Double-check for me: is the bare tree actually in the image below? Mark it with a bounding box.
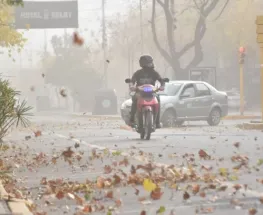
[151,0,229,79]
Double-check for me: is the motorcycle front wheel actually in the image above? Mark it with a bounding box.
[144,111,153,140]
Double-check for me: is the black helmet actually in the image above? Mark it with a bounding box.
[139,55,154,68]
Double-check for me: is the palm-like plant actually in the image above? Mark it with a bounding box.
[0,76,32,142]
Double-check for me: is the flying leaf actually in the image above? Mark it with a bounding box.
[150,187,163,200]
[183,191,190,200]
[156,206,166,214]
[228,175,239,181]
[233,184,242,191]
[140,211,146,215]
[200,207,214,214]
[200,192,206,198]
[34,130,42,137]
[104,165,112,174]
[233,142,240,148]
[143,178,156,192]
[113,174,121,185]
[192,184,200,195]
[73,32,84,46]
[96,177,105,189]
[248,208,257,215]
[105,190,113,198]
[55,190,64,200]
[257,159,263,166]
[219,168,228,177]
[198,149,210,159]
[83,205,92,213]
[60,89,67,97]
[115,199,122,207]
[218,185,228,191]
[67,193,75,200]
[107,210,112,215]
[61,147,74,158]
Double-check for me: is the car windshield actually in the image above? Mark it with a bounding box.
[158,83,182,96]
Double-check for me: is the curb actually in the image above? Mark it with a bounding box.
[72,114,121,120]
[73,114,261,121]
[236,122,263,130]
[0,181,33,215]
[222,115,261,120]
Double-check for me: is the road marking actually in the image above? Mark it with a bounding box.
[51,132,263,198]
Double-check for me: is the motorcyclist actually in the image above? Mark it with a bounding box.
[129,55,165,128]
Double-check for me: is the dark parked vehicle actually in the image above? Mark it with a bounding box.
[121,80,228,127]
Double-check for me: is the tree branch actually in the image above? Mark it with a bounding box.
[156,0,164,7]
[151,0,172,63]
[213,0,230,21]
[203,0,219,17]
[177,0,219,58]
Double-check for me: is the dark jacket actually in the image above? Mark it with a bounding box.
[131,67,164,86]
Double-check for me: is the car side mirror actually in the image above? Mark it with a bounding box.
[125,78,131,83]
[163,78,169,83]
[180,94,190,99]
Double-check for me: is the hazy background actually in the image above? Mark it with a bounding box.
[1,0,263,113]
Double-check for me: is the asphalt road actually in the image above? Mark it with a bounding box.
[4,113,263,215]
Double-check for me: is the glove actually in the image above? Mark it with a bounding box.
[130,86,136,91]
[159,86,165,91]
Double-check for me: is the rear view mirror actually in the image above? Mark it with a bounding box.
[163,78,169,83]
[125,78,131,83]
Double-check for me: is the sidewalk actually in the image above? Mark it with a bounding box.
[0,200,11,214]
[32,110,262,121]
[223,111,261,120]
[0,181,33,215]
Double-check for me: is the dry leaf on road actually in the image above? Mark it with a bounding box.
[34,130,42,137]
[192,184,200,195]
[183,191,190,200]
[150,187,163,200]
[248,208,257,215]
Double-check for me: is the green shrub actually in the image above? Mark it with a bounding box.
[0,76,32,141]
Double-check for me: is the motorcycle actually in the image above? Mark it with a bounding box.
[124,78,169,140]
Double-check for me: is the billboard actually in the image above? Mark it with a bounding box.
[15,1,78,29]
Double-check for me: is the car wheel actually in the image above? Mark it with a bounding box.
[207,107,221,126]
[162,109,176,127]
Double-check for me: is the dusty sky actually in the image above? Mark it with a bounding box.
[1,0,135,71]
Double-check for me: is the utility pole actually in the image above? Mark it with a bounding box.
[238,46,245,116]
[256,16,263,121]
[139,0,143,54]
[44,30,47,55]
[102,0,107,88]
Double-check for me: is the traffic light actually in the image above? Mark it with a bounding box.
[239,47,246,65]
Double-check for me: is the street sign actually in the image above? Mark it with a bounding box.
[256,16,263,25]
[14,1,79,29]
[257,25,263,34]
[257,34,263,43]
